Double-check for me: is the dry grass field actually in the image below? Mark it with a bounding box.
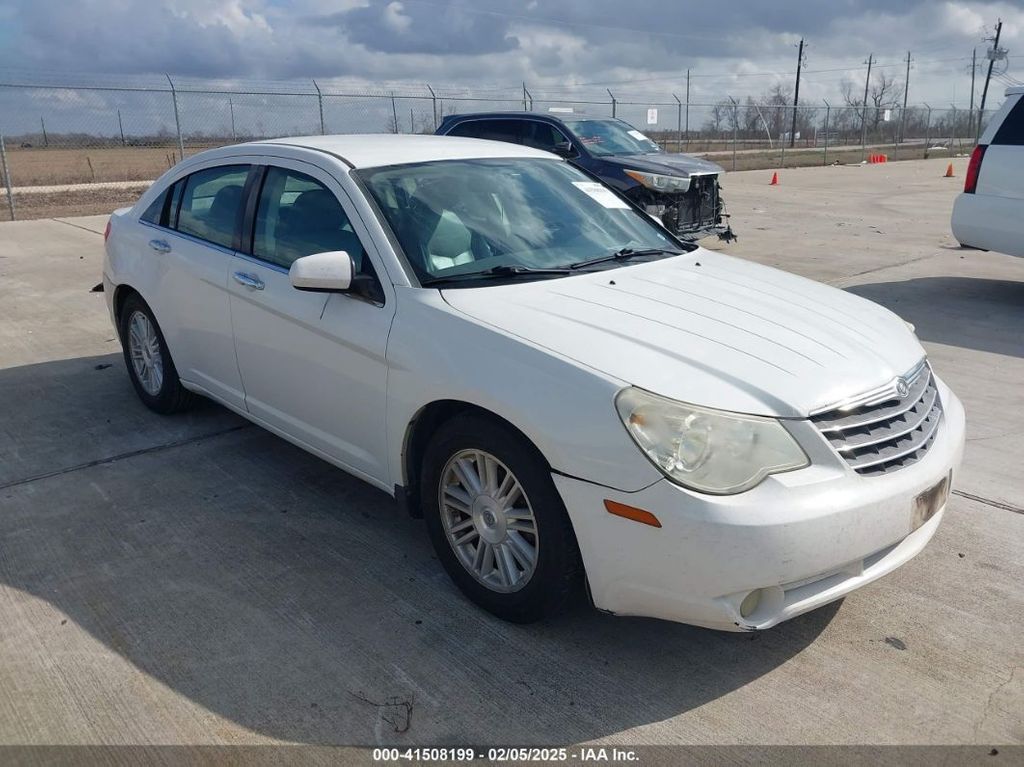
[6,145,188,186]
[0,140,959,221]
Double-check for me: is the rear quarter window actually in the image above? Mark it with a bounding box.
[992,96,1024,145]
[140,179,183,227]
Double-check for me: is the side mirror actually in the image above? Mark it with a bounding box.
[553,141,576,158]
[289,251,354,292]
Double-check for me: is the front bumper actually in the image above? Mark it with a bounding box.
[637,174,722,237]
[554,376,965,631]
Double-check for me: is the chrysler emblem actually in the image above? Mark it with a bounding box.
[895,377,909,398]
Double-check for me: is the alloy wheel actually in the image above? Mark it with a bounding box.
[127,310,164,396]
[438,449,539,593]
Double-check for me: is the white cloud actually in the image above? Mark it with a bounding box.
[382,2,412,33]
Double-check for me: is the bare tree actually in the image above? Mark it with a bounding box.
[869,72,901,129]
[761,84,792,140]
[841,72,902,130]
[704,101,727,135]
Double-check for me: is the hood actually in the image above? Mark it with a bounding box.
[440,250,925,418]
[601,152,724,178]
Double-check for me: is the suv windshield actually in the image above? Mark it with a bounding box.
[562,118,662,157]
[358,158,687,287]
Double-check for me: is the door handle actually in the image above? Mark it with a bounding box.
[148,239,171,254]
[233,271,265,290]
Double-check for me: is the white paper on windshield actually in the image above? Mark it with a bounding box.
[627,129,649,141]
[572,181,630,209]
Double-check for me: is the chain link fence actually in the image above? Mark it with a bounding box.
[0,74,995,220]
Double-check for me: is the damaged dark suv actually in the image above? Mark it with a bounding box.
[437,112,731,241]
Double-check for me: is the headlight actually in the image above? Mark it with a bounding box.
[615,388,809,494]
[624,169,691,193]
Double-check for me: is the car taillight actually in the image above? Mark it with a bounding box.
[964,145,986,194]
[103,218,111,242]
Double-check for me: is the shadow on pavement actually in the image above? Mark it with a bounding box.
[846,276,1024,359]
[0,354,837,744]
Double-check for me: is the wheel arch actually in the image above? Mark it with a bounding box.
[112,283,143,333]
[398,399,551,518]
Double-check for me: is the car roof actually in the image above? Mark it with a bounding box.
[442,111,612,125]
[246,134,556,168]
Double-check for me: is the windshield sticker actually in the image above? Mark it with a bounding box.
[627,129,649,141]
[572,181,630,209]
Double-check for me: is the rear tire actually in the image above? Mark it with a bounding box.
[119,293,195,414]
[420,414,583,623]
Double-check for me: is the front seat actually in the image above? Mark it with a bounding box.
[279,189,364,268]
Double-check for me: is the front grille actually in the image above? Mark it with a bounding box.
[648,174,720,235]
[673,174,720,234]
[810,362,943,477]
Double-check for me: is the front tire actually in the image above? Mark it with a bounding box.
[420,414,583,623]
[119,293,195,414]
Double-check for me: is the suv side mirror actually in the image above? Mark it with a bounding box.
[553,141,577,158]
[289,251,354,292]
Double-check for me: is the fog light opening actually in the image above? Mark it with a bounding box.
[740,589,763,619]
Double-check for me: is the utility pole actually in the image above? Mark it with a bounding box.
[789,38,805,148]
[977,18,1003,140]
[117,109,126,146]
[860,53,873,161]
[899,51,911,144]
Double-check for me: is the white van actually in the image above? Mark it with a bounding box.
[951,86,1024,257]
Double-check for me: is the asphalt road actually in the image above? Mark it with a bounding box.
[0,157,1021,747]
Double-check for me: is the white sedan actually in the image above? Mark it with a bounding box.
[103,135,965,631]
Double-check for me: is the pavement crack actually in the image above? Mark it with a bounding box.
[828,252,942,286]
[973,666,1020,740]
[49,217,105,236]
[348,690,413,733]
[0,424,252,492]
[952,489,1024,515]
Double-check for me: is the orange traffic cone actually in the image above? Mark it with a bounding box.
[769,171,779,185]
[944,163,954,178]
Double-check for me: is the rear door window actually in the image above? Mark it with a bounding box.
[447,119,523,144]
[992,96,1024,145]
[175,165,251,249]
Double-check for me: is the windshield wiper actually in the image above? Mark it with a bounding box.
[569,247,683,270]
[420,263,572,286]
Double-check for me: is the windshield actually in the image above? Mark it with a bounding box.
[357,158,686,287]
[562,118,662,157]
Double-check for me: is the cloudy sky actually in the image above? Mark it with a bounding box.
[0,1,1020,102]
[0,1,1020,138]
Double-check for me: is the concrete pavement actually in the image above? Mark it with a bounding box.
[0,158,1021,746]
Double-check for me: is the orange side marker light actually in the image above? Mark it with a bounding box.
[604,499,662,528]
